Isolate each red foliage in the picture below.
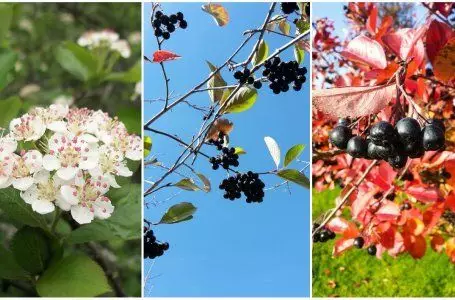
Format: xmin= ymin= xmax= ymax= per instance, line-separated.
xmin=313 ymin=2 xmax=455 ymax=263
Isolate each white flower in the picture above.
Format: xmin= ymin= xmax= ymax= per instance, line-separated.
xmin=10 ymin=150 xmax=43 ymax=191
xmin=30 ymin=104 xmax=69 ymax=133
xmin=53 ymin=95 xmax=74 ymax=106
xmin=77 ymin=29 xmax=119 ymax=49
xmin=60 ymin=176 xmax=114 ymax=224
xmin=109 ymin=133 xmax=142 ymax=161
xmin=89 ymin=145 xmax=132 ymax=188
xmin=9 ymin=114 xmax=46 ymax=141
xmin=43 ymin=132 xmax=99 ymax=181
xmin=128 ymin=31 xmax=141 ymax=45
xmin=111 ymin=40 xmax=131 ymax=58
xmin=20 ymin=170 xmax=69 ymax=215
xmin=0 ymin=138 xmax=17 ymax=188
xmin=86 ymin=110 xmax=127 ymax=144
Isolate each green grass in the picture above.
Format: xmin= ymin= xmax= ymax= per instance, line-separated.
xmin=312 ymin=187 xmax=455 ymax=297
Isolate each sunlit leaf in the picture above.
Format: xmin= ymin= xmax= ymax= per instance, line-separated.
xmin=222 ymin=86 xmax=258 ymax=114
xmin=277 ymin=169 xmax=310 ymax=188
xmin=207 ymin=61 xmax=227 ymax=103
xmin=174 ymin=178 xmax=200 ymax=191
xmin=294 ymin=44 xmax=305 ymax=64
xmin=252 ymin=40 xmax=269 ymax=66
xmin=433 ymin=37 xmax=455 ymax=83
xmin=144 ymin=136 xmax=152 ymax=158
xmin=284 ymin=144 xmax=305 ymax=167
xmin=159 ymin=202 xmax=197 ymax=224
xmin=197 ymin=173 xmax=211 ymax=192
xmin=152 ymin=50 xmax=181 ymax=63
xmin=234 ymin=147 xmax=246 ymax=155
xmin=201 ymin=3 xmax=229 ymax=27
xmin=278 ymin=19 xmax=291 ymax=35
xmin=264 ymin=136 xmax=281 ymax=168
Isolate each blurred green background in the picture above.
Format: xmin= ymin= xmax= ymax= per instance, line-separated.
xmin=0 ymin=3 xmax=141 ymax=297
xmin=312 ymin=187 xmax=455 ymax=297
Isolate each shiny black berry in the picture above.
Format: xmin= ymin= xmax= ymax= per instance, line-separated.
xmin=346 ymin=136 xmax=367 ymax=158
xmin=162 ymin=32 xmax=170 ymax=40
xmin=253 ymin=81 xmax=262 ymax=89
xmin=369 ymin=121 xmax=396 ymax=146
xmin=329 ymin=126 xmax=352 ymax=149
xmin=179 ymin=20 xmax=188 ymax=29
xmin=422 ymin=124 xmax=445 ymax=151
xmin=395 ymin=117 xmax=421 ymax=143
xmin=388 ymin=153 xmax=407 ymax=169
xmin=353 ymin=236 xmax=365 ymax=249
xmin=427 ymin=118 xmax=445 ymax=132
xmin=367 ymin=245 xmax=377 ymax=256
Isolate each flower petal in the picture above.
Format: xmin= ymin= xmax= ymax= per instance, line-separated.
xmin=43 ymin=155 xmax=61 ymax=171
xmin=20 ymin=186 xmax=38 ymax=204
xmin=57 ymin=167 xmax=78 ymax=181
xmin=93 ymin=197 xmax=114 ymax=219
xmin=71 ymin=205 xmax=94 ymax=224
xmin=32 ymin=200 xmax=55 ymax=214
xmin=12 ymin=177 xmax=35 ymax=191
xmin=23 ymin=150 xmax=43 ymax=173
xmin=60 ymin=185 xmax=79 ymax=205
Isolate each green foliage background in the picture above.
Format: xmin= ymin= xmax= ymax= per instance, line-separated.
xmin=312 ymin=187 xmax=455 ymax=297
xmin=0 ymin=3 xmax=141 ymax=297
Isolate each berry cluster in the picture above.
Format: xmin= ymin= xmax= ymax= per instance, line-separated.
xmin=209 ymin=147 xmax=239 ymax=170
xmin=353 ymin=236 xmax=377 ymax=256
xmin=312 ymin=223 xmax=336 ymax=243
xmin=263 ymin=57 xmax=307 ymax=94
xmin=281 ymin=2 xmax=299 ymax=14
xmin=144 ymin=228 xmax=169 ymax=259
xmin=329 ymin=117 xmax=446 ymax=169
xmin=208 ymin=132 xmax=225 ymax=150
xmin=152 ymin=11 xmax=187 ymax=40
xmin=219 ymin=172 xmax=265 ymax=203
xmin=233 ymin=68 xmax=262 ymax=89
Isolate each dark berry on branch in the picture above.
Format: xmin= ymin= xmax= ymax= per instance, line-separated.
xmin=162 ymin=32 xmax=170 ymax=40
xmin=367 ymin=245 xmax=377 ymax=256
xmin=167 ymin=24 xmax=176 ymax=33
xmin=169 ymin=14 xmax=178 ymax=24
xmin=154 ymin=28 xmax=163 ymax=37
xmin=369 ymin=121 xmax=396 ymax=146
xmin=427 ymin=118 xmax=445 ymax=132
xmin=176 ymin=12 xmax=184 ymax=21
xmin=144 ymin=229 xmax=169 ymax=259
xmin=155 ymin=11 xmax=163 ymax=18
xmin=353 ymin=236 xmax=365 ymax=249
xmin=234 ymin=71 xmax=243 ymax=79
xmin=329 ymin=126 xmax=352 ymax=150
xmin=305 ymin=3 xmax=310 ymax=16
xmin=281 ymin=2 xmax=299 ymax=14
xmin=386 ymin=192 xmax=395 ymax=201
xmin=253 ymin=81 xmax=262 ymax=89
xmin=346 ymin=136 xmax=367 ymax=158
xmin=422 ymin=124 xmax=445 ymax=151
xmin=388 ymin=153 xmax=407 ymax=169
xmin=179 ymin=20 xmax=188 ymax=29
xmin=338 ymin=118 xmax=350 ymax=127
xmin=153 ymin=19 xmax=161 ymax=27
xmin=319 ymin=230 xmax=330 ymax=243
xmin=247 ymin=76 xmax=255 ymax=84
xmin=395 ymin=117 xmax=421 ymax=143
xmin=401 ymin=202 xmax=412 ymax=210
xmin=161 ymin=15 xmax=170 ymax=25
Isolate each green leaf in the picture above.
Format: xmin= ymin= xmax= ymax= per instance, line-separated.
xmin=0 ymin=188 xmax=48 ymax=229
xmin=294 ymin=44 xmax=305 ymax=65
xmin=174 ymin=178 xmax=200 ymax=191
xmin=197 ymin=173 xmax=211 ymax=192
xmin=264 ymin=136 xmax=281 ymax=169
xmin=55 ymin=42 xmax=96 ymax=81
xmin=295 ymin=18 xmax=310 ymax=34
xmin=0 ymin=4 xmax=13 ymax=43
xmin=159 ymin=202 xmax=197 ymax=224
xmin=252 ymin=40 xmax=269 ymax=66
xmin=144 ymin=136 xmax=152 ymax=158
xmin=206 ymin=61 xmax=227 ymax=103
xmin=284 ymin=144 xmax=305 ymax=167
xmin=0 ymin=245 xmax=29 ymax=280
xmin=36 ymin=254 xmax=111 ymax=297
xmin=234 ymin=146 xmax=246 ymax=155
xmin=222 ymin=86 xmax=258 ymax=113
xmin=0 ymin=49 xmax=17 ymax=90
xmin=266 ymin=15 xmax=282 ymax=31
xmin=0 ymin=97 xmax=21 ymax=128
xmin=68 ymin=184 xmax=141 ymax=244
xmin=279 ymin=19 xmax=291 ymax=35
xmin=105 ymin=60 xmax=141 ymax=83
xmin=277 ymin=169 xmax=310 ymax=189
xmin=11 ymin=226 xmax=51 ymax=275
xmin=116 ymin=105 xmax=141 ymax=134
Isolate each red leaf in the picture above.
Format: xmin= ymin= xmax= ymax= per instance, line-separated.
xmin=333 ymin=237 xmax=354 ymax=257
xmin=423 ymin=203 xmax=444 ymax=235
xmin=426 ymin=20 xmax=454 ymax=64
xmin=374 ymin=16 xmax=393 ymax=42
xmin=376 ymin=222 xmax=395 ymax=249
xmin=152 ymin=50 xmax=181 ymax=63
xmin=342 ymin=35 xmax=387 ymax=69
xmin=366 ymin=5 xmax=378 ymax=35
xmin=404 ymin=217 xmax=425 ymax=236
xmin=352 ymin=188 xmax=376 ymax=220
xmin=326 ymin=217 xmax=359 ymax=238
xmin=446 ymin=193 xmax=455 ymax=212
xmin=406 ymin=185 xmax=442 ymax=203
xmin=313 ymin=84 xmax=395 ymax=119
xmin=375 ymin=201 xmax=400 ymax=221
xmin=403 ymin=232 xmax=427 ymax=259
xmin=382 ymin=27 xmax=426 ymax=61
xmin=431 ymin=234 xmax=445 ymax=253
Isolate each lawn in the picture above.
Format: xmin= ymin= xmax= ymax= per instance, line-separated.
xmin=312 ymin=187 xmax=455 ymax=297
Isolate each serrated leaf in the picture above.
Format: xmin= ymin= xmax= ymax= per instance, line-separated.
xmin=207 ymin=61 xmax=227 ymax=103
xmin=264 ymin=136 xmax=281 ymax=169
xmin=0 ymin=245 xmax=29 ymax=280
xmin=144 ymin=136 xmax=152 ymax=158
xmin=201 ymin=3 xmax=229 ymax=26
xmin=222 ymin=86 xmax=258 ymax=114
xmin=174 ymin=178 xmax=200 ymax=191
xmin=277 ymin=169 xmax=310 ymax=188
xmin=0 ymin=188 xmax=48 ymax=229
xmin=266 ymin=15 xmax=282 ymax=31
xmin=294 ymin=44 xmax=305 ymax=65
xmin=55 ymin=42 xmax=96 ymax=81
xmin=279 ymin=19 xmax=291 ymax=35
xmin=11 ymin=226 xmax=51 ymax=275
xmin=252 ymin=40 xmax=269 ymax=66
xmin=36 ymin=254 xmax=111 ymax=297
xmin=197 ymin=173 xmax=211 ymax=192
xmin=284 ymin=144 xmax=305 ymax=167
xmin=234 ymin=147 xmax=246 ymax=155
xmin=159 ymin=202 xmax=197 ymax=224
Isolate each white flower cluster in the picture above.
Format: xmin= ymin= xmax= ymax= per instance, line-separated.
xmin=0 ymin=105 xmax=141 ymax=224
xmin=77 ymin=29 xmax=131 ymax=58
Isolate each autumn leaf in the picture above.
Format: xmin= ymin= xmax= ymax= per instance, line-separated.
xmin=341 ymin=35 xmax=387 ymax=69
xmin=430 ymin=234 xmax=445 ymax=253
xmin=433 ymin=37 xmax=455 ymax=83
xmin=426 ymin=20 xmax=454 ymax=64
xmin=201 ymin=3 xmax=229 ymax=27
xmin=206 ymin=118 xmax=233 ymax=141
xmin=312 ymin=83 xmax=395 ymax=119
xmin=381 ymin=27 xmax=426 ymax=61
xmin=152 ymin=50 xmax=181 ymax=63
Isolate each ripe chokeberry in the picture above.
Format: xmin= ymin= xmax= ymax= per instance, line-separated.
xmin=329 ymin=126 xmax=352 ymax=150
xmin=387 ymin=153 xmax=407 ymax=169
xmin=369 ymin=121 xmax=396 ymax=146
xmin=152 ymin=10 xmax=187 ymax=39
xmin=395 ymin=117 xmax=421 ymax=143
xmin=422 ymin=124 xmax=445 ymax=151
xmin=346 ymin=136 xmax=367 ymax=158
xmin=367 ymin=245 xmax=377 ymax=256
xmin=353 ymin=236 xmax=365 ymax=249
xmin=280 ymin=2 xmax=299 ymax=14
xmin=219 ymin=172 xmax=265 ymax=203
xmin=144 ymin=229 xmax=169 ymax=259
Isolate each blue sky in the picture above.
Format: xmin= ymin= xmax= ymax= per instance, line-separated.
xmin=144 ymin=3 xmax=310 ymax=297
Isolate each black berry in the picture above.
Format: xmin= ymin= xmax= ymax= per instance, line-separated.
xmin=329 ymin=126 xmax=352 ymax=149
xmin=353 ymin=236 xmax=365 ymax=249
xmin=422 ymin=124 xmax=445 ymax=151
xmin=346 ymin=136 xmax=367 ymax=158
xmin=367 ymin=245 xmax=377 ymax=256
